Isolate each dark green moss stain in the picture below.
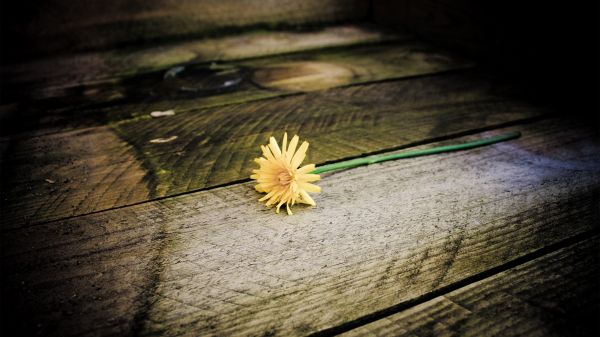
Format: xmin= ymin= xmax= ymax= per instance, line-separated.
xmin=111 ymin=126 xmax=160 ymax=199
xmin=130 ymin=212 xmax=172 ymax=337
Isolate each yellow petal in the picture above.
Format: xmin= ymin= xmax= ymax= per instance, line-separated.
xmin=269 ymin=137 xmax=282 ymax=159
xmin=299 ymin=190 xmax=316 ymax=206
xmin=276 ymin=200 xmax=285 ymax=213
xmin=299 ymin=182 xmax=321 ymax=193
xmin=255 ymin=182 xmax=277 ymax=190
xmin=291 ymin=141 xmax=309 ymax=169
xmin=251 ymin=133 xmax=320 ymax=215
xmin=297 ymin=173 xmax=320 ymax=182
xmin=291 ymin=192 xmax=297 ymax=205
xmin=282 ymin=133 xmax=288 ymax=159
xmin=261 ymin=145 xmax=276 ymax=162
xmin=286 ymin=135 xmax=299 ymax=163
xmin=259 ymin=190 xmax=277 ymax=202
xmin=266 ymin=188 xmax=286 ymax=206
xmin=297 ymin=163 xmax=316 ymax=174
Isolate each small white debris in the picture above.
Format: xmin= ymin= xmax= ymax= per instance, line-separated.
xmin=45 ymin=179 xmax=55 ymax=184
xmin=222 ymin=78 xmax=241 ymax=87
xmin=149 ymin=136 xmax=178 ymax=144
xmin=150 ymin=109 xmax=175 ymax=118
xmin=164 ymin=66 xmax=185 ymax=79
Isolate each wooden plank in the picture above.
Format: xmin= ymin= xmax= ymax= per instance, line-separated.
xmin=100 ymin=40 xmax=473 ymax=126
xmin=0 ymin=71 xmax=546 ymax=228
xmin=241 ymin=40 xmax=470 ymax=91
xmin=2 ymin=0 xmax=369 ymax=58
xmin=1 ymin=24 xmax=400 ymax=101
xmin=372 ymin=1 xmax=600 ymax=124
xmin=2 ymin=119 xmax=599 ymax=336
xmin=373 ymin=0 xmax=490 ymax=57
xmin=342 ymin=237 xmax=600 ymax=337
xmin=1 ymin=37 xmax=472 ymax=137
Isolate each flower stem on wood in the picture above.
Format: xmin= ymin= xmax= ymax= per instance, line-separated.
xmin=312 ymin=131 xmax=521 ymax=174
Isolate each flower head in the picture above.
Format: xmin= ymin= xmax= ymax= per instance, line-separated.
xmin=251 ymin=133 xmax=321 ymax=215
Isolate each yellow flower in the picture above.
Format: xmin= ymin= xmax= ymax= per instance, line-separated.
xmin=251 ymin=133 xmax=321 ymax=215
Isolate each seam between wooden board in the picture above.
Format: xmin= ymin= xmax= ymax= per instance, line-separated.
xmin=308 ymin=228 xmax=600 ymax=337
xmin=1 ymin=113 xmax=548 ymax=233
xmin=1 ymin=51 xmax=476 ymax=141
xmin=0 ymin=25 xmax=406 ymax=94
xmin=323 ymin=65 xmax=477 ymax=93
xmin=162 ymin=28 xmax=407 ymax=66
xmin=104 ymin=66 xmax=476 ymax=128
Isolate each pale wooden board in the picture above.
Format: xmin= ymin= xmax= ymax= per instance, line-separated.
xmin=5 ymin=0 xmax=369 ymax=56
xmin=342 ymin=236 xmax=600 ymax=337
xmin=1 ymin=24 xmax=400 ymax=101
xmin=0 ymin=72 xmax=546 ymax=228
xmin=1 ymin=36 xmax=472 ymax=137
xmin=2 ymin=119 xmax=599 ymax=336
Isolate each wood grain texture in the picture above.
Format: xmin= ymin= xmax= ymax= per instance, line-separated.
xmin=2 ymin=119 xmax=599 ymax=336
xmin=1 ymin=37 xmax=471 ymax=137
xmin=0 ymin=71 xmax=546 ymax=228
xmin=99 ymin=40 xmax=473 ymax=126
xmin=0 ymin=127 xmax=151 ymax=228
xmin=342 ymin=237 xmax=600 ymax=337
xmin=1 ymin=24 xmax=399 ymax=102
xmin=3 ymin=0 xmax=369 ymax=58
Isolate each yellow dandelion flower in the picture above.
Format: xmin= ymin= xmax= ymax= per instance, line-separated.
xmin=251 ymin=133 xmax=321 ymax=215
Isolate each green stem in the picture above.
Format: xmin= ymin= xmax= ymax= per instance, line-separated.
xmin=312 ymin=131 xmax=521 ymax=174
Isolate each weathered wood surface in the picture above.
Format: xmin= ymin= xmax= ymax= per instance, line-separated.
xmin=1 ymin=24 xmax=399 ymax=103
xmin=342 ymin=236 xmax=600 ymax=337
xmin=98 ymin=40 xmax=473 ymax=125
xmin=0 ymin=71 xmax=546 ymax=228
xmin=2 ymin=0 xmax=369 ymax=58
xmin=2 ymin=119 xmax=599 ymax=336
xmin=1 ymin=36 xmax=472 ymax=137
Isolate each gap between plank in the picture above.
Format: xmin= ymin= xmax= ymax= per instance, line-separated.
xmin=2 ymin=58 xmax=476 ymax=142
xmin=308 ymin=228 xmax=600 ymax=337
xmin=166 ymin=29 xmax=407 ymax=65
xmin=2 ymin=114 xmax=547 ymax=232
xmin=112 ymin=66 xmax=477 ymax=129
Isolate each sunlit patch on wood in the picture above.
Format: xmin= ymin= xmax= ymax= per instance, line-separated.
xmin=252 ymin=61 xmax=355 ymax=91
